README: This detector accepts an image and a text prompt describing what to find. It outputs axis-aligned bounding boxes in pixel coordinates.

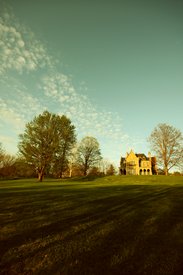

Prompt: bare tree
[99,159,117,175]
[148,123,183,175]
[0,144,17,178]
[77,136,102,176]
[67,145,78,177]
[0,154,16,178]
[0,143,5,167]
[99,158,111,175]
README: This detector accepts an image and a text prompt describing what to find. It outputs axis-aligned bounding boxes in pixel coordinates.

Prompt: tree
[0,154,16,178]
[148,123,183,175]
[88,166,102,176]
[14,157,36,178]
[77,136,102,176]
[0,144,18,178]
[18,111,76,181]
[106,164,116,176]
[99,158,111,175]
[67,145,78,177]
[52,116,76,178]
[0,143,5,167]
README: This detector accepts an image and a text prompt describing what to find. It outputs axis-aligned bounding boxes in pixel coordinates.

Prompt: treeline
[1,112,182,180]
[0,111,116,181]
[0,154,37,179]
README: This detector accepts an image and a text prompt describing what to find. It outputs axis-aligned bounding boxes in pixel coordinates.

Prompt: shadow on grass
[68,175,105,182]
[0,181,183,274]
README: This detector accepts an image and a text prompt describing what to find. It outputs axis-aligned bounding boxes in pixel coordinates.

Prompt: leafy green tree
[77,136,102,176]
[18,111,76,181]
[52,116,76,178]
[148,123,183,175]
[14,157,36,178]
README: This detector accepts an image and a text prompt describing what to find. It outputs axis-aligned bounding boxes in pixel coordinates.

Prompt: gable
[126,150,138,162]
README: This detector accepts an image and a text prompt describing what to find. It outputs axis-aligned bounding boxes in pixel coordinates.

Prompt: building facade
[119,150,157,175]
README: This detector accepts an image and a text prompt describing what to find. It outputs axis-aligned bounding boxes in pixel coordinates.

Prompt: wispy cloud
[42,73,76,102]
[0,98,25,131]
[0,5,51,150]
[0,75,48,157]
[0,5,52,75]
[0,134,18,154]
[0,4,139,164]
[41,73,128,145]
[0,95,26,154]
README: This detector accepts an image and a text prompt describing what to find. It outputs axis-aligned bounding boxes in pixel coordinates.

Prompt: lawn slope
[0,176,183,275]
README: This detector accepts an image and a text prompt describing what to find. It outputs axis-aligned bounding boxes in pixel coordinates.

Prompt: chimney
[148,152,151,160]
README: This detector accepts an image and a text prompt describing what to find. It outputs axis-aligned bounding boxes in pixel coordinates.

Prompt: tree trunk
[164,167,168,176]
[38,168,44,182]
[69,165,72,177]
[84,161,88,176]
[84,167,87,176]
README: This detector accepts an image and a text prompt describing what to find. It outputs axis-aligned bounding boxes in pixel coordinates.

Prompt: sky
[0,0,183,167]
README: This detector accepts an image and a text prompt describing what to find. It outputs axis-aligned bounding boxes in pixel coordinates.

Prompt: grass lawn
[0,175,183,275]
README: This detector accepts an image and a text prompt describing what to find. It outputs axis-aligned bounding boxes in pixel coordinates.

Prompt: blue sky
[0,0,183,166]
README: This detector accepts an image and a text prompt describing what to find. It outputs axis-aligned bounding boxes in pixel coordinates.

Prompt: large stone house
[119,150,157,175]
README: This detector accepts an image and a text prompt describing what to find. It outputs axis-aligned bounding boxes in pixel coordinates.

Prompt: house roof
[135,154,148,160]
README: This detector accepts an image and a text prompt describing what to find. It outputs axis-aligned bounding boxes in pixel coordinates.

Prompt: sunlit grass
[0,176,183,274]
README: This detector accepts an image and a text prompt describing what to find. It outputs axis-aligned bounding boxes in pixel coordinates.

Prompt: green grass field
[0,176,183,275]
